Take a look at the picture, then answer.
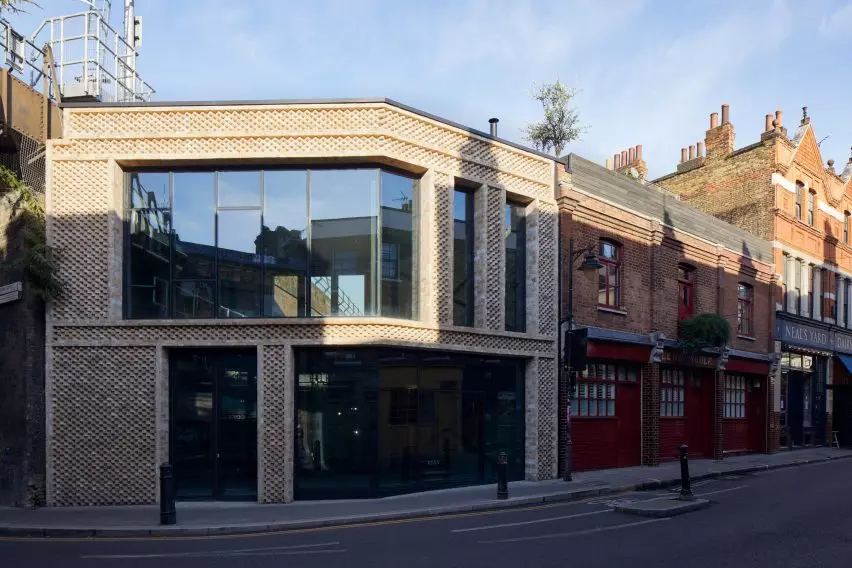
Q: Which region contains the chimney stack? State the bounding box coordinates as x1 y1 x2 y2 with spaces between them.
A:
681 147 688 163
765 114 773 132
689 145 695 160
710 112 719 129
614 153 621 168
721 104 730 125
488 117 499 137
628 147 635 163
705 103 735 159
697 141 704 157
636 144 643 161
621 150 628 166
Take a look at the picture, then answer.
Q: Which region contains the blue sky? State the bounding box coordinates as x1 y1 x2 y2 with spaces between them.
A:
8 0 852 178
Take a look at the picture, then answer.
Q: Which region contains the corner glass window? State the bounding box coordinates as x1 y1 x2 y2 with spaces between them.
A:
125 167 418 320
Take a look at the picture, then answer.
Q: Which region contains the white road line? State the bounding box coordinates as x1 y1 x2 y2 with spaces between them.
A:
451 509 610 533
694 484 748 497
479 518 669 544
81 541 341 559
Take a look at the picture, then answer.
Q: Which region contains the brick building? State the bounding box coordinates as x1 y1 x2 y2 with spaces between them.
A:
654 104 852 450
557 154 775 471
44 99 560 506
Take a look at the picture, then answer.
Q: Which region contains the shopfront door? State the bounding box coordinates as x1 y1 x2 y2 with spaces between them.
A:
787 371 804 446
170 349 258 501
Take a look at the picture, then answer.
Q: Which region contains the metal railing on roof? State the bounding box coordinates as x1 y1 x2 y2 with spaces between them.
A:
0 9 154 103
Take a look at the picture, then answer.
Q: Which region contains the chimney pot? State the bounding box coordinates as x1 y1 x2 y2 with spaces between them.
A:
828 159 835 168
765 114 773 132
710 112 719 129
488 117 499 137
614 153 621 168
606 158 613 170
681 147 688 163
628 147 635 163
621 150 628 166
721 104 730 125
636 144 643 161
697 141 705 157
775 109 783 129
689 145 695 160
801 106 809 125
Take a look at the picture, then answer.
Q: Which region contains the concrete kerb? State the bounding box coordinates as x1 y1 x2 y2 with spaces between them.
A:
3 453 851 538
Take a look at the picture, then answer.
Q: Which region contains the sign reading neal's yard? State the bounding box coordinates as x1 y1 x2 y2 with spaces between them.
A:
776 316 852 355
0 281 23 306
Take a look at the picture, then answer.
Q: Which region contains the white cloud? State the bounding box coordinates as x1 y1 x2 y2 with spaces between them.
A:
819 2 852 38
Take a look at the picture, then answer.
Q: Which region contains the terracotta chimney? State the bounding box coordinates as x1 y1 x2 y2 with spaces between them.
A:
705 104 736 159
710 112 719 129
636 145 643 161
621 150 628 166
721 104 730 125
681 147 688 163
765 114 773 132
689 145 695 160
775 109 783 130
697 141 704 157
606 157 613 170
614 153 621 168
628 147 635 164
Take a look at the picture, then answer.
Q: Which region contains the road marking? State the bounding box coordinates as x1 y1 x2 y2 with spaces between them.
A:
694 484 748 498
451 509 609 533
479 518 669 544
81 541 342 559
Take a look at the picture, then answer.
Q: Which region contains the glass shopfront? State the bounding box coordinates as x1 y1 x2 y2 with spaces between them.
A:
780 351 826 447
294 348 525 499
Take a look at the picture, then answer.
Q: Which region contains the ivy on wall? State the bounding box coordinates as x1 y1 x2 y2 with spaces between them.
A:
0 165 62 301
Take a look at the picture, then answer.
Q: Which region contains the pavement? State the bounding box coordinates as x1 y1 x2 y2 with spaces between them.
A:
0 446 850 538
4 455 852 567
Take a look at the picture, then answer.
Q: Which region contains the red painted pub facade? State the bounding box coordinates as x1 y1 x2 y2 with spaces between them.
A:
558 154 776 471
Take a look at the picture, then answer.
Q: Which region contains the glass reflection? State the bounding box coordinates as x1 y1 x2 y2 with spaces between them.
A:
218 209 262 318
310 169 379 316
129 172 170 209
173 172 216 281
453 190 474 326
505 202 526 332
263 171 308 317
380 172 416 319
128 208 170 318
218 171 261 208
294 348 524 500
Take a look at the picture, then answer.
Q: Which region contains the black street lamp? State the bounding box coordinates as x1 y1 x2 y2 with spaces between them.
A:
560 236 602 481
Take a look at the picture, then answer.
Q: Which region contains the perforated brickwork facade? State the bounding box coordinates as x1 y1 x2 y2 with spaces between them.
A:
45 101 558 505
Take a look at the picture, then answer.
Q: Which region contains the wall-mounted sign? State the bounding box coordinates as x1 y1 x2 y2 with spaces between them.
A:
0 281 22 306
775 316 852 355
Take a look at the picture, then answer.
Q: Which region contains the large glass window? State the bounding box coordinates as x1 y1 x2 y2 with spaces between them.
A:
724 375 746 418
505 201 526 331
293 348 524 499
125 168 418 319
453 189 475 326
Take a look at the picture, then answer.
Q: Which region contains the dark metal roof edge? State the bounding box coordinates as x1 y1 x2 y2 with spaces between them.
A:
729 349 772 362
583 326 653 345
58 96 557 161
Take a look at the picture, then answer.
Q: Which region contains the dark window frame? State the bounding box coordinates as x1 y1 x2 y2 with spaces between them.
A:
724 374 747 419
807 189 816 226
660 368 685 418
795 183 804 220
452 187 476 327
737 283 753 336
677 263 695 320
504 200 527 332
598 239 622 309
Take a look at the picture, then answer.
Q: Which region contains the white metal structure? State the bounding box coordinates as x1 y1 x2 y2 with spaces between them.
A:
0 0 154 103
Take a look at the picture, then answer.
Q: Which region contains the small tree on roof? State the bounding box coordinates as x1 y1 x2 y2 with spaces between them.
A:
524 80 585 157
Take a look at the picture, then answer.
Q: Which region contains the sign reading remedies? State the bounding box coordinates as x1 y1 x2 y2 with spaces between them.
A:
0 281 22 306
776 316 852 355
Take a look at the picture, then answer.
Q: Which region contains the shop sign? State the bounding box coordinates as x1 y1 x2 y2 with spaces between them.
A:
660 350 716 368
775 318 852 355
0 282 22 306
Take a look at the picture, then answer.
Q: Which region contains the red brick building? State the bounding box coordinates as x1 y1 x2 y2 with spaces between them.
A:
557 154 775 472
653 104 852 451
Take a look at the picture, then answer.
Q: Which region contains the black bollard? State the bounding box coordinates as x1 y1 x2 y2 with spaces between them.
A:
159 463 176 525
496 450 508 500
678 444 693 499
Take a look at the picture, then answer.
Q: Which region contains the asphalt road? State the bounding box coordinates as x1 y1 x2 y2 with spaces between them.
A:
4 459 852 568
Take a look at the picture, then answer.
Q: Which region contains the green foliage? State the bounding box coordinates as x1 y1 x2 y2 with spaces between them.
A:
524 80 585 157
678 313 731 354
0 165 62 301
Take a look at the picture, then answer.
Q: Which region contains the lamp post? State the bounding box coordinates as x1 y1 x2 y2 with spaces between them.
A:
561 236 603 481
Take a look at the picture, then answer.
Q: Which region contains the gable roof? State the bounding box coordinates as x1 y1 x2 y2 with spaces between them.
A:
564 154 771 264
